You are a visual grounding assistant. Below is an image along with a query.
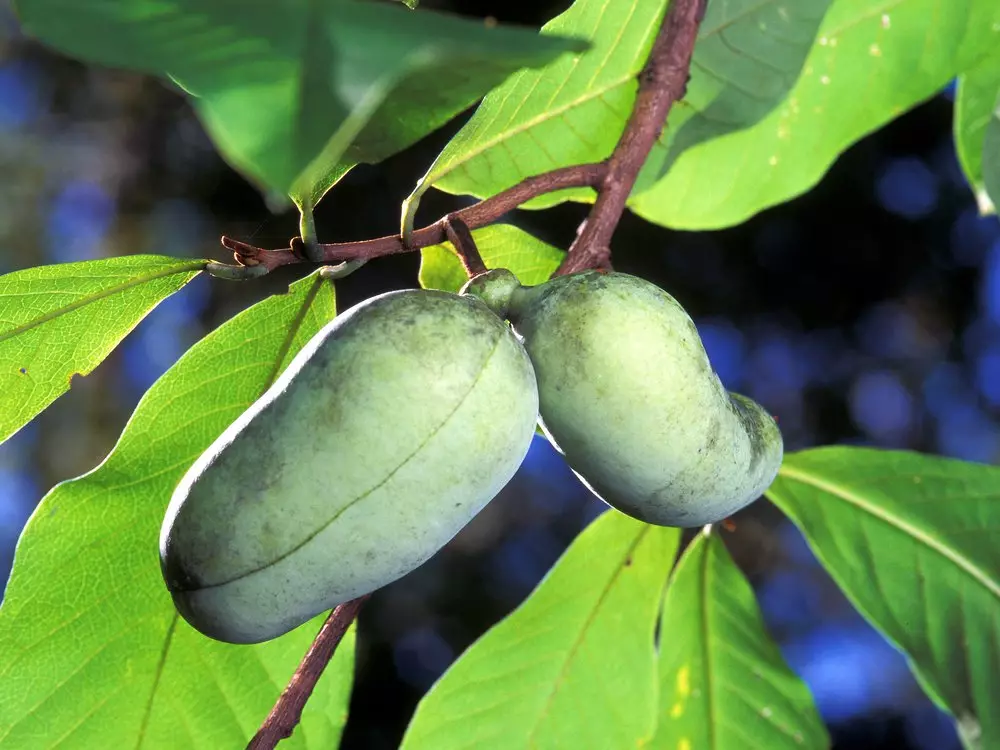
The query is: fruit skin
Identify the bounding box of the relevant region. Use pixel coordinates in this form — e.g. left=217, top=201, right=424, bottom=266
left=160, top=289, right=538, bottom=644
left=483, top=270, right=782, bottom=528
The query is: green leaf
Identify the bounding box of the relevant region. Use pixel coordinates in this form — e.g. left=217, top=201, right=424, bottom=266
left=767, top=447, right=1000, bottom=750
left=15, top=0, right=583, bottom=205
left=401, top=511, right=679, bottom=750
left=402, top=0, right=829, bottom=230
left=0, top=271, right=352, bottom=749
left=630, top=0, right=1000, bottom=229
left=651, top=532, right=828, bottom=750
left=954, top=49, right=1000, bottom=215
left=0, top=255, right=203, bottom=445
left=418, top=224, right=565, bottom=293
left=983, top=92, right=1000, bottom=214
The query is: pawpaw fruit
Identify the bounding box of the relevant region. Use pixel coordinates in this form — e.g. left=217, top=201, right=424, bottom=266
left=463, top=270, right=782, bottom=528
left=160, top=289, right=538, bottom=644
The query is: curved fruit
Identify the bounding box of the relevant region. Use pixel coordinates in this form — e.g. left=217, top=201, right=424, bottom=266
left=465, top=270, right=782, bottom=528
left=160, top=289, right=538, bottom=644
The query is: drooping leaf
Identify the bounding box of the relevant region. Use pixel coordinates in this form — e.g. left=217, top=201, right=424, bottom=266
left=15, top=0, right=584, bottom=205
left=983, top=92, right=1000, bottom=214
left=0, top=255, right=203, bottom=445
left=630, top=0, right=1000, bottom=229
left=402, top=0, right=829, bottom=231
left=767, top=447, right=1000, bottom=750
left=418, top=224, right=565, bottom=293
left=0, top=271, right=353, bottom=749
left=651, top=531, right=828, bottom=750
left=954, top=49, right=1000, bottom=215
left=401, top=511, right=679, bottom=750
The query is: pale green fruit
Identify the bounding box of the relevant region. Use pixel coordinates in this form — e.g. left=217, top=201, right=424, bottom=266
left=160, top=289, right=538, bottom=644
left=466, top=270, right=783, bottom=528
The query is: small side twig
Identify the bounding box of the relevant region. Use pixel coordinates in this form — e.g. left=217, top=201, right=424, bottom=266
left=556, top=0, right=707, bottom=275
left=443, top=215, right=487, bottom=277
left=247, top=596, right=367, bottom=750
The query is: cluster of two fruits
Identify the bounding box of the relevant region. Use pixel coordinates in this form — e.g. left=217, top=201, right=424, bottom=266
left=160, top=270, right=783, bottom=644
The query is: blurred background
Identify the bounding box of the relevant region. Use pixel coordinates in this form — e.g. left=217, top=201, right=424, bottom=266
left=0, top=1, right=997, bottom=748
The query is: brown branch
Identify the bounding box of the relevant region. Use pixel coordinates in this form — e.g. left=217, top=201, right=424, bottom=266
left=220, top=164, right=607, bottom=274
left=556, top=0, right=706, bottom=275
left=247, top=596, right=367, bottom=750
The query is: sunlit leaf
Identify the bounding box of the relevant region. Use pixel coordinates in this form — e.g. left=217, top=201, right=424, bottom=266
left=401, top=511, right=679, bottom=750
left=0, top=271, right=352, bottom=749
left=15, top=0, right=583, bottom=205
left=0, top=255, right=203, bottom=445
left=954, top=49, right=1000, bottom=215
left=402, top=0, right=828, bottom=230
left=418, top=224, right=565, bottom=293
left=767, top=447, right=1000, bottom=749
left=630, top=0, right=1000, bottom=229
left=652, top=531, right=828, bottom=749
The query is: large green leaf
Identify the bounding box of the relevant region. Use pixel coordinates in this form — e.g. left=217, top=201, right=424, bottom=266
left=983, top=92, right=1000, bottom=213
left=402, top=0, right=829, bottom=231
left=15, top=0, right=583, bottom=205
left=631, top=0, right=1000, bottom=229
left=767, top=448, right=1000, bottom=750
left=954, top=49, right=1000, bottom=215
left=652, top=531, right=828, bottom=750
left=0, top=271, right=352, bottom=749
left=418, top=224, right=565, bottom=293
left=0, top=255, right=203, bottom=445
left=401, top=511, right=679, bottom=750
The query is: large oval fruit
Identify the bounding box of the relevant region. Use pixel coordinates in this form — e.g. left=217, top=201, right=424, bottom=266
left=465, top=270, right=782, bottom=528
left=160, top=289, right=538, bottom=644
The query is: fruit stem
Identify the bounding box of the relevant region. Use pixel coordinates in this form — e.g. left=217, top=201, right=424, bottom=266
left=246, top=596, right=368, bottom=750
left=555, top=0, right=708, bottom=276
left=443, top=215, right=488, bottom=277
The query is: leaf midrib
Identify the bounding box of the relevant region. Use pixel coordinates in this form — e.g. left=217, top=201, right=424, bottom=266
left=700, top=536, right=717, bottom=750
left=777, top=464, right=1000, bottom=601
left=524, top=525, right=650, bottom=747
left=0, top=261, right=205, bottom=345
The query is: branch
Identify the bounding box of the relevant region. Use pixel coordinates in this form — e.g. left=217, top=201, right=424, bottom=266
left=556, top=0, right=707, bottom=275
left=246, top=596, right=368, bottom=750
left=220, top=164, right=607, bottom=274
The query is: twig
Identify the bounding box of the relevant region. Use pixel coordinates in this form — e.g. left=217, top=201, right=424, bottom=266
left=556, top=0, right=707, bottom=275
left=443, top=215, right=487, bottom=277
left=247, top=597, right=367, bottom=750
left=218, top=163, right=607, bottom=274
